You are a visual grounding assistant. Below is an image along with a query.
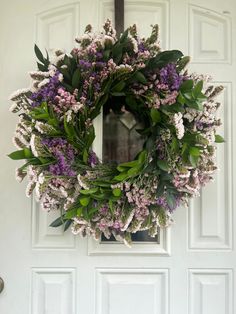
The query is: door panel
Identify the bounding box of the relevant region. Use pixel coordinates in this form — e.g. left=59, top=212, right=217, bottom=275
left=0, top=1, right=235, bottom=314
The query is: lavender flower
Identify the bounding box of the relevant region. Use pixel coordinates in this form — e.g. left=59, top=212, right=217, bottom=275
left=30, top=72, right=61, bottom=106
left=159, top=63, right=183, bottom=91
left=42, top=138, right=77, bottom=176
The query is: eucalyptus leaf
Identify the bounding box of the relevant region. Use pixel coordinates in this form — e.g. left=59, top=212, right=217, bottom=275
left=72, top=68, right=81, bottom=87
left=215, top=134, right=225, bottom=143
left=79, top=197, right=90, bottom=206
left=157, top=159, right=169, bottom=172
left=112, top=188, right=122, bottom=197
left=150, top=108, right=161, bottom=123
left=64, top=220, right=72, bottom=231
left=80, top=188, right=98, bottom=195
left=50, top=216, right=64, bottom=227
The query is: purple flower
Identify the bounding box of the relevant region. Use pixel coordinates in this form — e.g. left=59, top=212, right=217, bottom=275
left=138, top=42, right=146, bottom=52
left=88, top=151, right=99, bottom=167
left=156, top=195, right=181, bottom=213
left=79, top=59, right=92, bottom=69
left=96, top=52, right=103, bottom=59
left=159, top=63, right=183, bottom=91
left=30, top=72, right=61, bottom=107
left=43, top=138, right=77, bottom=177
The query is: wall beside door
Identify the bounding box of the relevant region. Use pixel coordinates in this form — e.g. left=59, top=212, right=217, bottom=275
left=0, top=1, right=235, bottom=314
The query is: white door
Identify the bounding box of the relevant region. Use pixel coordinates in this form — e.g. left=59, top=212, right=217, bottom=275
left=0, top=0, right=235, bottom=313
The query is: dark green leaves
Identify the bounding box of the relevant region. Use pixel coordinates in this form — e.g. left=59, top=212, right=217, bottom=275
left=146, top=50, right=183, bottom=70
left=179, top=79, right=206, bottom=111
left=180, top=79, right=193, bottom=92
left=132, top=71, right=147, bottom=84
left=50, top=216, right=65, bottom=227
left=193, top=80, right=203, bottom=98
left=34, top=44, right=49, bottom=71
left=114, top=150, right=147, bottom=181
left=150, top=108, right=161, bottom=123
left=72, top=68, right=81, bottom=88
left=189, top=147, right=200, bottom=167
left=157, top=159, right=169, bottom=172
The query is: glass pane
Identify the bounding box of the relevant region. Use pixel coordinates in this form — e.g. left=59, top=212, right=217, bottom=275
left=103, top=111, right=144, bottom=163
left=102, top=110, right=157, bottom=243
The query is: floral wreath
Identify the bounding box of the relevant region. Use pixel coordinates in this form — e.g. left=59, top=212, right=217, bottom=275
left=9, top=20, right=224, bottom=246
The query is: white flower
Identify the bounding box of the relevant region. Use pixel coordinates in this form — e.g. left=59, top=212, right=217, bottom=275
left=72, top=103, right=83, bottom=113
left=48, top=64, right=57, bottom=77
left=25, top=181, right=36, bottom=197
left=30, top=134, right=39, bottom=157
left=173, top=113, right=185, bottom=139
left=58, top=73, right=63, bottom=82
left=66, top=110, right=73, bottom=122
left=77, top=174, right=89, bottom=190
left=9, top=102, right=21, bottom=113
left=15, top=168, right=26, bottom=182
left=38, top=78, right=50, bottom=88
left=128, top=36, right=138, bottom=53
left=9, top=88, right=31, bottom=101
left=29, top=71, right=49, bottom=79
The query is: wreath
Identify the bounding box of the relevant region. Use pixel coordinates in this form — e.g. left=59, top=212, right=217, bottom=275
left=9, top=20, right=224, bottom=246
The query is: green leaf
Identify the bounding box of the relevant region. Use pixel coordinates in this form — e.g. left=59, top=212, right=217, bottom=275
left=125, top=95, right=138, bottom=110
left=23, top=147, right=33, bottom=158
left=59, top=68, right=71, bottom=81
left=119, top=29, right=129, bottom=42
left=34, top=44, right=45, bottom=63
left=64, top=220, right=72, bottom=231
left=77, top=207, right=83, bottom=217
left=177, top=92, right=185, bottom=105
left=114, top=172, right=129, bottom=181
left=176, top=56, right=190, bottom=72
left=108, top=199, right=113, bottom=213
left=127, top=166, right=141, bottom=176
left=215, top=134, right=225, bottom=143
left=118, top=160, right=139, bottom=168
left=193, top=80, right=203, bottom=98
left=166, top=192, right=176, bottom=211
left=79, top=196, right=90, bottom=207
left=65, top=208, right=77, bottom=219
left=103, top=49, right=111, bottom=61
left=112, top=188, right=122, bottom=197
left=138, top=150, right=147, bottom=164
left=50, top=216, right=64, bottom=227
left=117, top=165, right=128, bottom=172
left=133, top=71, right=147, bottom=84
left=112, top=44, right=123, bottom=63
left=157, top=159, right=169, bottom=172
left=189, top=154, right=199, bottom=167
left=83, top=149, right=88, bottom=164
left=8, top=149, right=31, bottom=160
left=61, top=82, right=74, bottom=93
left=189, top=147, right=200, bottom=156
left=80, top=188, right=98, bottom=195
left=112, top=80, right=126, bottom=92
left=72, top=68, right=81, bottom=88
left=180, top=79, right=193, bottom=92
left=150, top=108, right=161, bottom=123
left=110, top=92, right=126, bottom=96
left=171, top=137, right=179, bottom=153
left=37, top=62, right=46, bottom=71
left=88, top=207, right=98, bottom=217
